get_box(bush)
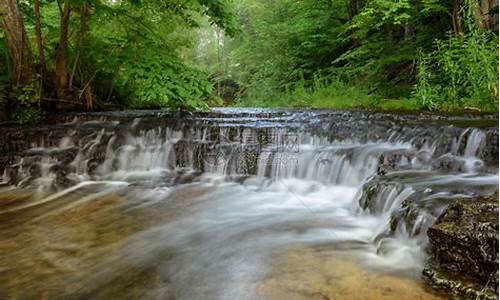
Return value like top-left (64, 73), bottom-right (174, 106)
top-left (117, 52), bottom-right (217, 111)
top-left (237, 76), bottom-right (374, 109)
top-left (413, 31), bottom-right (498, 111)
top-left (13, 107), bottom-right (44, 125)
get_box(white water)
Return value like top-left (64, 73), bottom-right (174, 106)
top-left (1, 112), bottom-right (497, 299)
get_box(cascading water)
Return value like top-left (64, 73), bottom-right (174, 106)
top-left (0, 109), bottom-right (497, 299)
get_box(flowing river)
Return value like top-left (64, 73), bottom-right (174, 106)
top-left (0, 109), bottom-right (497, 299)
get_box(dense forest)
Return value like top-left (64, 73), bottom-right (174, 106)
top-left (0, 0), bottom-right (498, 123)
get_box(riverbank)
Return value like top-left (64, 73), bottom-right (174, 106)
top-left (235, 97), bottom-right (424, 112)
top-left (234, 97), bottom-right (499, 113)
top-left (232, 82), bottom-right (499, 113)
top-left (234, 93), bottom-right (423, 112)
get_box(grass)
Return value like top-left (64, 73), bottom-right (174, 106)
top-left (233, 80), bottom-right (425, 112)
top-left (232, 78), bottom-right (499, 113)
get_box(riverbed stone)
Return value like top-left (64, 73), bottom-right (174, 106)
top-left (423, 191), bottom-right (499, 300)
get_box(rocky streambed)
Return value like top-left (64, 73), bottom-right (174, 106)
top-left (0, 108), bottom-right (498, 299)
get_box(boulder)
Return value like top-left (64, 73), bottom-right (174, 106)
top-left (423, 192), bottom-right (499, 300)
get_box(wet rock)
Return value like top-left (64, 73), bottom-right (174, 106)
top-left (358, 176), bottom-right (408, 214)
top-left (0, 109), bottom-right (498, 190)
top-left (50, 164), bottom-right (78, 187)
top-left (423, 192), bottom-right (499, 299)
top-left (172, 168), bottom-right (202, 185)
top-left (431, 154), bottom-right (485, 173)
top-left (87, 157), bottom-right (104, 175)
top-left (432, 155), bottom-right (463, 172)
top-left (388, 193), bottom-right (450, 238)
top-left (480, 130), bottom-right (499, 169)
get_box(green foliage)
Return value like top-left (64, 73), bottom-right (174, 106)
top-left (1, 0), bottom-right (498, 114)
top-left (235, 76), bottom-right (423, 111)
top-left (228, 0), bottom-right (440, 103)
top-left (228, 0), bottom-right (348, 98)
top-left (413, 51), bottom-right (440, 110)
top-left (9, 81), bottom-right (43, 124)
top-left (118, 52), bottom-right (215, 110)
top-left (11, 84), bottom-right (38, 106)
top-left (414, 31), bottom-right (499, 111)
top-left (77, 0), bottom-right (234, 110)
top-left (413, 0), bottom-right (499, 112)
top-left (198, 0), bottom-right (237, 36)
top-left (12, 107), bottom-right (44, 125)
top-left (1, 0), bottom-right (236, 115)
top-left (334, 0), bottom-right (450, 97)
top-left (226, 0), bottom-right (498, 112)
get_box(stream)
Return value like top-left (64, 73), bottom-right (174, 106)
top-left (0, 108), bottom-right (498, 299)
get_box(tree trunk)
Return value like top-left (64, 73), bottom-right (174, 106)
top-left (34, 0), bottom-right (46, 70)
top-left (347, 0), bottom-right (366, 20)
top-left (451, 0), bottom-right (463, 34)
top-left (72, 3), bottom-right (94, 109)
top-left (70, 3), bottom-right (90, 89)
top-left (474, 0), bottom-right (499, 30)
top-left (0, 0), bottom-right (33, 86)
top-left (55, 0), bottom-right (72, 100)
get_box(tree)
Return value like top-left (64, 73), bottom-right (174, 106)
top-left (34, 0), bottom-right (46, 71)
top-left (1, 0), bottom-right (235, 116)
top-left (227, 0), bottom-right (497, 111)
top-left (0, 0), bottom-right (33, 86)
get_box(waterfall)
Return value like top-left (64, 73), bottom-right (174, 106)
top-left (0, 109), bottom-right (497, 276)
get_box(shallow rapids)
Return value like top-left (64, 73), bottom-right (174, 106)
top-left (0, 109), bottom-right (497, 299)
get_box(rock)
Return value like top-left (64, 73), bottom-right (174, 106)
top-left (423, 192), bottom-right (499, 299)
top-left (481, 130), bottom-right (499, 169)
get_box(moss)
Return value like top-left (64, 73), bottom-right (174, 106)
top-left (423, 267), bottom-right (497, 300)
top-left (424, 192), bottom-right (499, 299)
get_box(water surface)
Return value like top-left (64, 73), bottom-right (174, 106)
top-left (0, 109), bottom-right (497, 299)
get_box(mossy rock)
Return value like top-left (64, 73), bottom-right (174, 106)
top-left (424, 192), bottom-right (499, 299)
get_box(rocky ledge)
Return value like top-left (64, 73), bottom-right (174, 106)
top-left (423, 192), bottom-right (499, 300)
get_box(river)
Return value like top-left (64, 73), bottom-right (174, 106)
top-left (0, 108), bottom-right (497, 299)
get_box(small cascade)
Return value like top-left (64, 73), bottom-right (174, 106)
top-left (463, 128), bottom-right (486, 157)
top-left (0, 109), bottom-right (497, 279)
top-left (256, 141), bottom-right (415, 186)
